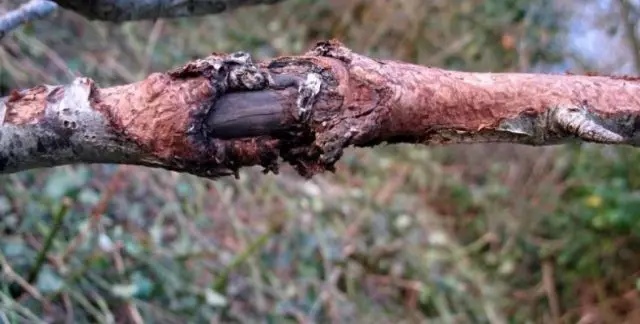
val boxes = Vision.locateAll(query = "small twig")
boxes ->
[211,226,275,291]
[0,311,9,324]
[62,292,74,324]
[112,243,144,324]
[542,259,561,324]
[11,30,76,80]
[126,305,144,324]
[0,291,47,324]
[619,0,640,73]
[0,0,58,39]
[59,166,127,262]
[26,197,72,284]
[66,289,109,324]
[140,19,165,77]
[0,253,43,301]
[308,268,343,321]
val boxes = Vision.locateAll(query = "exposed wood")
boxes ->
[3,40,640,179]
[207,90,293,139]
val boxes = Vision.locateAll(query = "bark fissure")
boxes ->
[3,40,640,179]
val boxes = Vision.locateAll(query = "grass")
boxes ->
[1,0,639,323]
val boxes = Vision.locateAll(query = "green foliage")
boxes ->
[545,145,640,290]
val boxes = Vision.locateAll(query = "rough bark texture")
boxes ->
[3,40,640,179]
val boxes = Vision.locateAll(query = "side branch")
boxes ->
[0,0,58,39]
[0,0,287,39]
[3,40,640,179]
[52,0,286,22]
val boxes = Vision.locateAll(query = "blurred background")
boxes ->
[1,0,640,323]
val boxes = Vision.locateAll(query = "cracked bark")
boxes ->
[3,40,640,179]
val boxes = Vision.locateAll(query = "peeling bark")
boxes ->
[3,40,640,179]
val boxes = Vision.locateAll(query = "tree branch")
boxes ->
[0,0,58,39]
[0,0,286,39]
[618,0,640,73]
[52,0,286,22]
[3,40,640,179]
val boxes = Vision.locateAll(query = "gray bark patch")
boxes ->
[0,78,144,173]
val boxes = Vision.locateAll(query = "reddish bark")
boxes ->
[2,40,640,179]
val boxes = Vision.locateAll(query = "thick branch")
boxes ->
[3,40,640,179]
[52,0,286,22]
[0,0,58,39]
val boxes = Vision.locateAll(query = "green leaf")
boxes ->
[78,189,101,206]
[111,272,154,300]
[2,240,27,258]
[130,272,154,298]
[204,289,227,307]
[0,196,11,214]
[44,168,90,200]
[111,284,138,299]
